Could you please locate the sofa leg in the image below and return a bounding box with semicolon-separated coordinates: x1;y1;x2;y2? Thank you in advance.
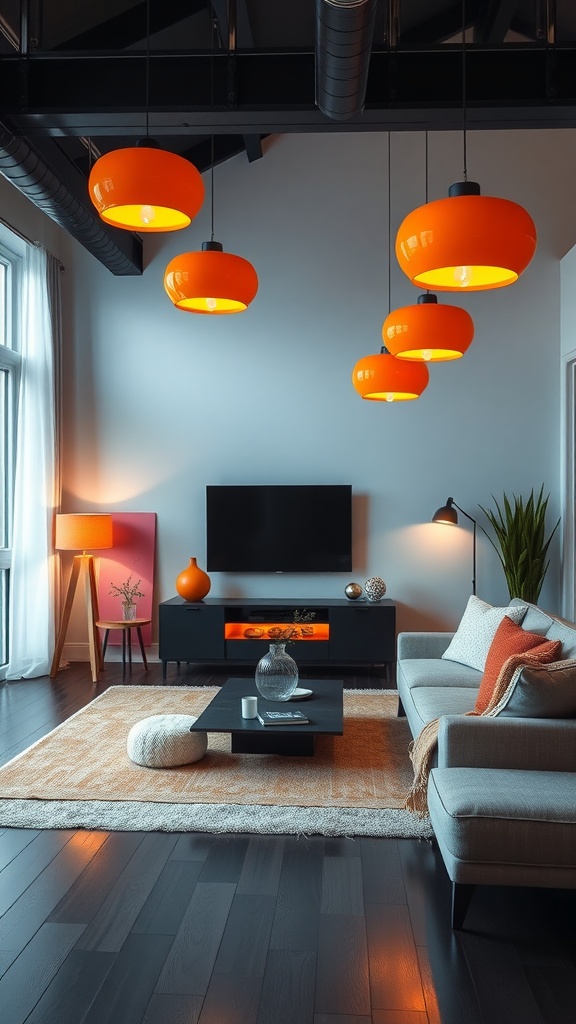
451;882;475;930
397;697;406;718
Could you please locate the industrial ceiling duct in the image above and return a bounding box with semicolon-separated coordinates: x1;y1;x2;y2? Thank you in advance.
315;0;377;121
0;123;142;276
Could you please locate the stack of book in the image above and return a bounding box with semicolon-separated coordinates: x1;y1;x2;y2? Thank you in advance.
257;710;309;726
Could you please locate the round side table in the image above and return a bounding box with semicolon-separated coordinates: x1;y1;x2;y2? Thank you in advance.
96;618;151;679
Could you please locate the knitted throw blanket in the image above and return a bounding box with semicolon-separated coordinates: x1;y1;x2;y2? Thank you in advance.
405;646;562;816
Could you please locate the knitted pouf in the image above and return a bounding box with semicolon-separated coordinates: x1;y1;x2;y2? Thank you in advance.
127;714;208;768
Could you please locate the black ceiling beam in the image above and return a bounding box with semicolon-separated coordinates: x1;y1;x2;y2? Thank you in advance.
473;0;520;44
1;47;575;134
398;1;484;46
179;133;252;171
242;134;263;161
51;0;207;51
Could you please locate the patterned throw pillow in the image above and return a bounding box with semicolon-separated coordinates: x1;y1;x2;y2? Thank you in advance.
441;595;527;672
490;658;576;718
475;615;562;713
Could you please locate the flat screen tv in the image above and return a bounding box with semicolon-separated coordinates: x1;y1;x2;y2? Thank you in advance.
206;484;352;573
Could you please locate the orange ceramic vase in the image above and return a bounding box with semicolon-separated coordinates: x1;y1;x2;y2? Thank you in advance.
175;557;211;602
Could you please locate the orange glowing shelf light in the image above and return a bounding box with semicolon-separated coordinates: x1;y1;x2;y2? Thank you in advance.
225;622;330;642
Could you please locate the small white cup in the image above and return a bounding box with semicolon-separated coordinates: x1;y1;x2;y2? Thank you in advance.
241;696;258;719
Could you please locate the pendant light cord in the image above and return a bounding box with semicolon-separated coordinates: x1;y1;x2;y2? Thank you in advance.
425;130;429;203
210;0;215;241
210;137;215;242
461;0;468;181
145;0;150;139
380;130;392;355
387;131;391;317
425;130;430;296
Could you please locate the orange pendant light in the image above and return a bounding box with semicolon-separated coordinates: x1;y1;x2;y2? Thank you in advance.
395;180;537;292
352;347;429;402
164;123;258;315
88;140;205;232
383;293;474;361
164;241;258;314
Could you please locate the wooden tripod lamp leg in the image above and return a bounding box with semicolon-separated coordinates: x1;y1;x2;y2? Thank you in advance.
50;555;82;678
84;554;103;683
50;553;104;683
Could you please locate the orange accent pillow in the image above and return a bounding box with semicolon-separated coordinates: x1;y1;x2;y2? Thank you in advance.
475;616;562;713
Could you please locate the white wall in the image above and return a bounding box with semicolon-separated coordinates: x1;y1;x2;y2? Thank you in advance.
54;128;576;648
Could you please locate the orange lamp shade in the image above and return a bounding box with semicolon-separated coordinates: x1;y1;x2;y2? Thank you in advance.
395;182;537;292
55;513;113;551
88;146;205;232
383;294;474;362
352;348;429;402
164;242;259;314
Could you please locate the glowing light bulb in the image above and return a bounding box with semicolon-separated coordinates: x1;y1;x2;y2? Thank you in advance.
422;349;432;362
385;393;394;403
206;297;218;311
454;265;472;287
140;205;155;225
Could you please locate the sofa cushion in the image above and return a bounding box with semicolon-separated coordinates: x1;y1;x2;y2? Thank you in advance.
441;595;527;672
475;615;562;713
508;600;576;656
399;658;481;691
491;659;576;718
544;621;576;659
410;686;477;729
508;599;556;635
428;767;576;867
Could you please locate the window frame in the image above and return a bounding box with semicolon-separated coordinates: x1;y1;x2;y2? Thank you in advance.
0;228;24;676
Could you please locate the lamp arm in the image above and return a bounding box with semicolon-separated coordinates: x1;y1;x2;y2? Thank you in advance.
451;500;477;527
451;500;477;596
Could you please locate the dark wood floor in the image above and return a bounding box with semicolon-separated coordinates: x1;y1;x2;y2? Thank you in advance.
0;661;575;1024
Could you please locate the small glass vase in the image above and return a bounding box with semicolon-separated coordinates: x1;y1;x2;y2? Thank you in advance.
255;642;299;701
122;602;137;621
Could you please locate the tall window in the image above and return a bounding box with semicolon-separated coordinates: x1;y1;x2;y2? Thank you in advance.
0;230;23;677
562;354;576;622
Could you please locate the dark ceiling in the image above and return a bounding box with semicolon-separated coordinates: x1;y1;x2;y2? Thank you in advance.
1;0;575;274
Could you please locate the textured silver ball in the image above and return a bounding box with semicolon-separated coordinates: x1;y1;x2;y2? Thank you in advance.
345;582;363;600
364;577;386;602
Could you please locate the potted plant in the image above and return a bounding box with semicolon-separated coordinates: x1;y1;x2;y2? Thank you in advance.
109;573;145;620
479;486;560;604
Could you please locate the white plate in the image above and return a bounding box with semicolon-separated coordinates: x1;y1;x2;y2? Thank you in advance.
289;688;313;700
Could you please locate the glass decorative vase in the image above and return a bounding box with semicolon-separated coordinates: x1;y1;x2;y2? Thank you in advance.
255;642;299;701
122;602;137;621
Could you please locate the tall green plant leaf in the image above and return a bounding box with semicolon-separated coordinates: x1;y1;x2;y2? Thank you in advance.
479;486;560;604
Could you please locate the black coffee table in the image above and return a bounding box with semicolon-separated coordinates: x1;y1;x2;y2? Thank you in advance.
190;677;344;756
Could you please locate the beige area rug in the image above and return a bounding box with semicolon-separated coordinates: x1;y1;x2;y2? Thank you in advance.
0;686;432;837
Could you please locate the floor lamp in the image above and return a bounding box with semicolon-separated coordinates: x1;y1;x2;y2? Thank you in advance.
432;496;477;595
50;513;114;683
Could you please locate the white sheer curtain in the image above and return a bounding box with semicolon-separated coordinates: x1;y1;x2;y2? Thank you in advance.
6;244;61;679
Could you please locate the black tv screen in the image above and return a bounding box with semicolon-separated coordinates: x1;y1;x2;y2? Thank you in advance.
206;485;352;573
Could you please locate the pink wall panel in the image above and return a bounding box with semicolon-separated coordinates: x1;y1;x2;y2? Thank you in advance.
97;512;156;646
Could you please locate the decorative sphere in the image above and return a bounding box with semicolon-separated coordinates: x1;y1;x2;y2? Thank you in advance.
364;577;386;602
345;582;363;600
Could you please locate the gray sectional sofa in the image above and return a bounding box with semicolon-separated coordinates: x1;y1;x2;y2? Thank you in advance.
397;598;576;928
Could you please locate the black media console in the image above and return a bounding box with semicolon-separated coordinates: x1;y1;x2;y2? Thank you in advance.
159;597;396;680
